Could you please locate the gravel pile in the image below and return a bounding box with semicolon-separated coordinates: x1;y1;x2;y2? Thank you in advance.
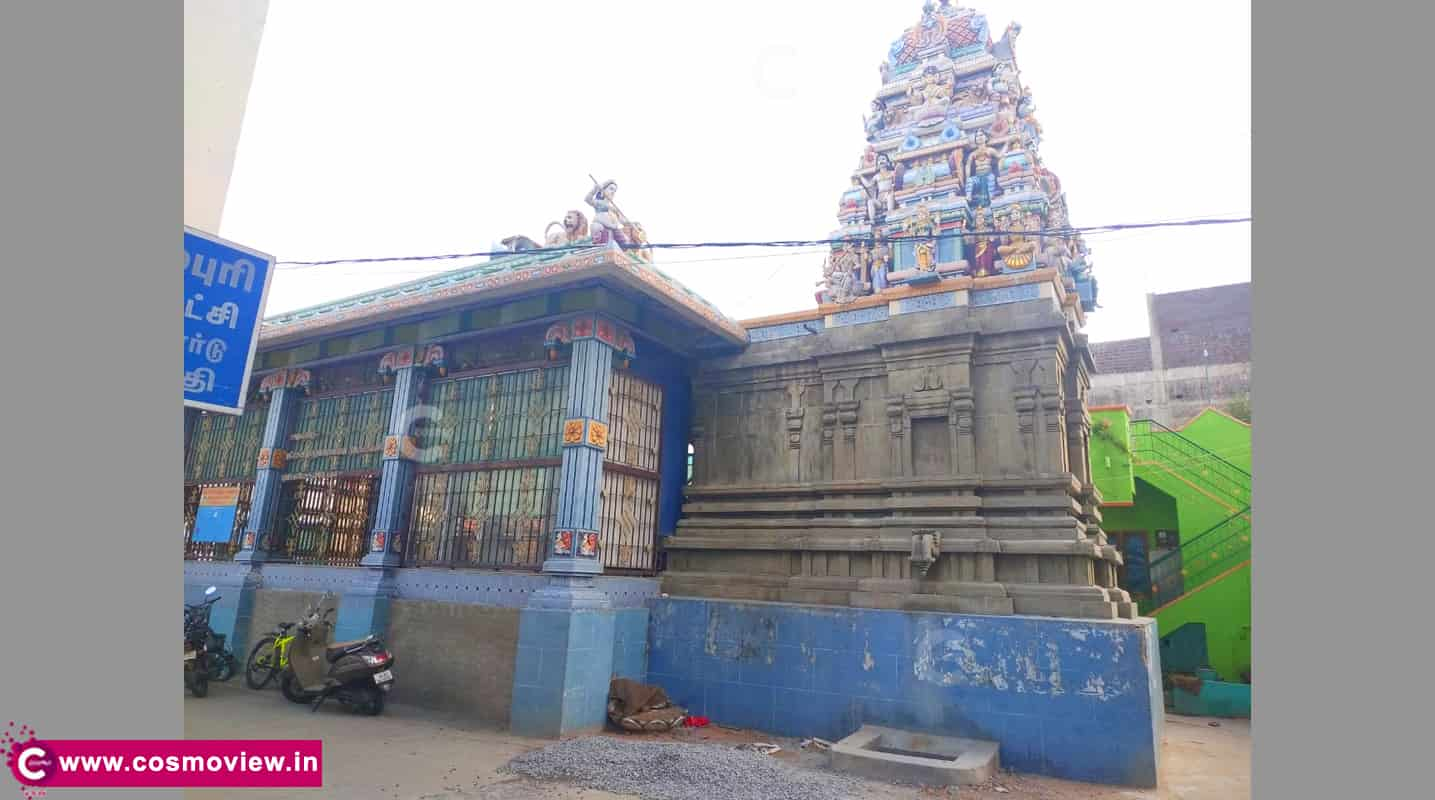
503;736;869;800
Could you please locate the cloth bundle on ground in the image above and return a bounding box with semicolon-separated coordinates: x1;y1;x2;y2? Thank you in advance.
607;678;686;732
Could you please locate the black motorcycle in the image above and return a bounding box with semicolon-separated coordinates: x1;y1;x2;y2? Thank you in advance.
183;586;221;697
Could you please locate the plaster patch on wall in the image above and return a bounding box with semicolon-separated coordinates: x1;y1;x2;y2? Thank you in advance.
1078;675;1134;701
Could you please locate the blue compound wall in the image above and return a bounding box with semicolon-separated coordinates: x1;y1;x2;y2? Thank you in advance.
647;598;1164;788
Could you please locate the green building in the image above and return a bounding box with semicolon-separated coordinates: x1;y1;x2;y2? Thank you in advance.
1088;404;1251;688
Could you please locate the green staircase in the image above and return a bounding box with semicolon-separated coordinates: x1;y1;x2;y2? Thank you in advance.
1127;418;1251;615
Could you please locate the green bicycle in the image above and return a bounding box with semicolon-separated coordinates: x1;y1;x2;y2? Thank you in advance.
244;621;298;690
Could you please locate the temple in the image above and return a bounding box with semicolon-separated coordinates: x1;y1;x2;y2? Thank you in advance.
663;0;1129;621
184;2;1161;788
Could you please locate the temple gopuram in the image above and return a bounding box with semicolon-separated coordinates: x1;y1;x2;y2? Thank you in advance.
184;1;1161;787
819;0;1096;311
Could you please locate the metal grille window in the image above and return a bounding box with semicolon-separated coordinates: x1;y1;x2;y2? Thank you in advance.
599;372;664;572
407;467;558;568
272;475;379;566
185;407;266;482
606;371;663;472
420;366;568;465
597;471;659;571
182;481;254;561
286;389;395;476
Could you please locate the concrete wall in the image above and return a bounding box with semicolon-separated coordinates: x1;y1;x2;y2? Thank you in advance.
1089;362;1250;429
647;597;1163;788
183;562;658;725
184;0;269;232
386;600;520;723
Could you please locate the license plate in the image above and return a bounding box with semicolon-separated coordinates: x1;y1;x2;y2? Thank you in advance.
373;670;393;684
184;651;197;660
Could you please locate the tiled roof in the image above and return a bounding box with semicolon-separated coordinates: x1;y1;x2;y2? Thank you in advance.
1152;283;1251;368
1090;337;1153;374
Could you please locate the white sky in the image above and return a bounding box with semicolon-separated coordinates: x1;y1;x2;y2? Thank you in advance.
221;0;1250;343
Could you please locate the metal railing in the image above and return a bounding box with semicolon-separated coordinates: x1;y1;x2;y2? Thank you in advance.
1144;507;1251;612
1130;419;1250;511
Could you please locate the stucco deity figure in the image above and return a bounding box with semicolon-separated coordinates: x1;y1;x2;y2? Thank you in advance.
858;154;898;223
966;207;997;277
907;65;953;126
997;209;1039;269
864;99;889;141
907;203;939;271
544;210;590;247
585;179;631;246
869;239;893;291
817;246;862;305
965;129;1001;209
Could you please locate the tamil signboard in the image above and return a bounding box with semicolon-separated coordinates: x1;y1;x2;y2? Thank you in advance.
191;485;242;544
184;226;276;415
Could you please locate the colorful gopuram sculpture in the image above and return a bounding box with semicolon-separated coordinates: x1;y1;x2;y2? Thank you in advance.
820;0;1098;310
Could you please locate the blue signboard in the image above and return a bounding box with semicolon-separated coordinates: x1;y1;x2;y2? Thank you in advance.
191;485;242;544
183;227;276;415
192;505;240;544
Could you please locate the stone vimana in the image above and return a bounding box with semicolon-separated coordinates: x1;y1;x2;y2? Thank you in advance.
663;0;1132;621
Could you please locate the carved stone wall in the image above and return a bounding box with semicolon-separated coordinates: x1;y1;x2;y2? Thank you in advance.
662;296;1133;620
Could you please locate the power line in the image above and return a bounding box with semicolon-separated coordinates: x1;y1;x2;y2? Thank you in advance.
273;216;1251;269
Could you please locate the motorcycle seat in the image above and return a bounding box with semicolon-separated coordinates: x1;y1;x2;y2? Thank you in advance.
324;637;373;661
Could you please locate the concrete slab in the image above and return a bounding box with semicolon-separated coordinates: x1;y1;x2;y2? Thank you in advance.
829;725;1000;787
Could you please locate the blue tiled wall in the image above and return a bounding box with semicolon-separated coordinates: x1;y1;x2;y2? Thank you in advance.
612;608;650;682
647;598;1162;788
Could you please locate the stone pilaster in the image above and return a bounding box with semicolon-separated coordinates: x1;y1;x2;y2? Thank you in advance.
886;397;906;477
951;388;976;475
1042;393;1067;475
820;403;837;481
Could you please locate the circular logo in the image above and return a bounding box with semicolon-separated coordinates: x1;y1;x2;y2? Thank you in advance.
10;740;56;786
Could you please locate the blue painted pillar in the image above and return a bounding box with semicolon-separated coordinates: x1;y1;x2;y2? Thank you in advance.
362;348;434;568
542;327;617;576
235;376;303;563
511;315;633;738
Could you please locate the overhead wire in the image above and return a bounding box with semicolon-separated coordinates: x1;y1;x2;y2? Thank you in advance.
271;216;1251;269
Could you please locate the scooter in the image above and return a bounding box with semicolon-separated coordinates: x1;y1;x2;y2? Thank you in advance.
278;593;395;716
183;586;220;698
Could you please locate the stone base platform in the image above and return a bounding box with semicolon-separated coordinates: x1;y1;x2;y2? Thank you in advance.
646;596;1164;788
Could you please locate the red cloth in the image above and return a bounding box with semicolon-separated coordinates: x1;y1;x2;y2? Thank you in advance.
683;715;710;728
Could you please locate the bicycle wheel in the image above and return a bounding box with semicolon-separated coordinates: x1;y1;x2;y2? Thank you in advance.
245;636;279;690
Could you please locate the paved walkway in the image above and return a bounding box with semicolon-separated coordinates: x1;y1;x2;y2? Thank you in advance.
183;682;1249;800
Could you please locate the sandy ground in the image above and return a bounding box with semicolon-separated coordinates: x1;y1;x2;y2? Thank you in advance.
183;682;1249;800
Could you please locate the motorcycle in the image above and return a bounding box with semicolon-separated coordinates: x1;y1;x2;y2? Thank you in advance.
183;586;220;697
205;628;237;683
278;593;395;716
